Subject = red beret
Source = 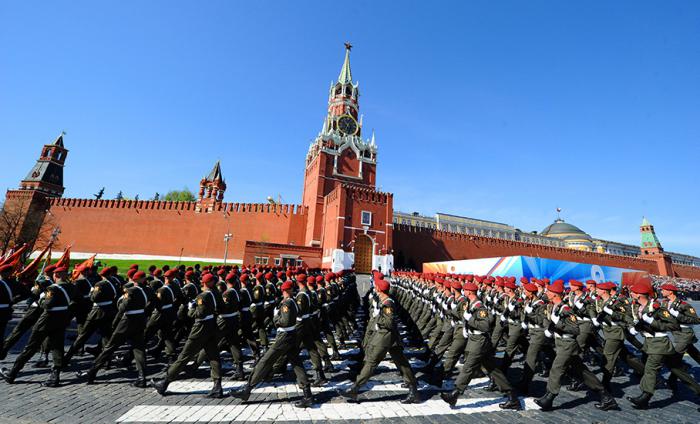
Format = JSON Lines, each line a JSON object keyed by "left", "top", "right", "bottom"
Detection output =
{"left": 375, "top": 279, "right": 390, "bottom": 293}
{"left": 296, "top": 274, "right": 307, "bottom": 283}
{"left": 523, "top": 283, "right": 538, "bottom": 293}
{"left": 54, "top": 266, "right": 68, "bottom": 274}
{"left": 264, "top": 272, "right": 272, "bottom": 280}
{"left": 569, "top": 280, "right": 584, "bottom": 288}
{"left": 520, "top": 277, "right": 529, "bottom": 284}
{"left": 240, "top": 274, "right": 249, "bottom": 283}
{"left": 586, "top": 280, "right": 597, "bottom": 286}
{"left": 255, "top": 272, "right": 264, "bottom": 281}
{"left": 216, "top": 269, "right": 225, "bottom": 276}
{"left": 185, "top": 270, "right": 195, "bottom": 278}
{"left": 315, "top": 275, "right": 323, "bottom": 283}
{"left": 547, "top": 280, "right": 565, "bottom": 294}
{"left": 133, "top": 271, "right": 146, "bottom": 280}
{"left": 504, "top": 281, "right": 517, "bottom": 290}
{"left": 541, "top": 278, "right": 550, "bottom": 285}
{"left": 597, "top": 282, "right": 615, "bottom": 291}
{"left": 631, "top": 283, "right": 652, "bottom": 295}
{"left": 281, "top": 280, "right": 294, "bottom": 291}
{"left": 462, "top": 281, "right": 478, "bottom": 291}
{"left": 44, "top": 264, "right": 57, "bottom": 274}
{"left": 164, "top": 269, "right": 177, "bottom": 278}
{"left": 225, "top": 272, "right": 236, "bottom": 281}
{"left": 126, "top": 268, "right": 137, "bottom": 279}
{"left": 451, "top": 281, "right": 462, "bottom": 289}
{"left": 534, "top": 278, "right": 546, "bottom": 287}
{"left": 659, "top": 283, "right": 678, "bottom": 292}
{"left": 129, "top": 264, "right": 138, "bottom": 270}
{"left": 99, "top": 267, "right": 112, "bottom": 277}
{"left": 201, "top": 273, "right": 216, "bottom": 285}
{"left": 324, "top": 273, "right": 334, "bottom": 282}
{"left": 277, "top": 271, "right": 285, "bottom": 279}
{"left": 154, "top": 269, "right": 163, "bottom": 277}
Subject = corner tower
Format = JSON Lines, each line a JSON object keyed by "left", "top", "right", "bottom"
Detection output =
{"left": 639, "top": 217, "right": 674, "bottom": 276}
{"left": 302, "top": 43, "right": 378, "bottom": 247}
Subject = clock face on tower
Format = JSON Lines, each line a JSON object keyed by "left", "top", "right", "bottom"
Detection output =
{"left": 337, "top": 115, "right": 358, "bottom": 135}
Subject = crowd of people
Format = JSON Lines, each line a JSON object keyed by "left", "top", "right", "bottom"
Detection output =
{"left": 652, "top": 275, "right": 700, "bottom": 299}
{"left": 0, "top": 261, "right": 699, "bottom": 413}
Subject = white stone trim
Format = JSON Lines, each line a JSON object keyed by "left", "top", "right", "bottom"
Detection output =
{"left": 30, "top": 250, "right": 242, "bottom": 264}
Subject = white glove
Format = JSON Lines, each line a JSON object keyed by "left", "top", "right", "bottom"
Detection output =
{"left": 508, "top": 302, "right": 515, "bottom": 312}
{"left": 500, "top": 315, "right": 506, "bottom": 322}
{"left": 521, "top": 322, "right": 528, "bottom": 330}
{"left": 642, "top": 313, "right": 654, "bottom": 324}
{"left": 669, "top": 308, "right": 679, "bottom": 317}
{"left": 629, "top": 327, "right": 638, "bottom": 335}
{"left": 188, "top": 301, "right": 195, "bottom": 310}
{"left": 551, "top": 313, "right": 560, "bottom": 324}
{"left": 544, "top": 329, "right": 553, "bottom": 338}
{"left": 464, "top": 312, "right": 472, "bottom": 320}
{"left": 462, "top": 327, "right": 468, "bottom": 338}
{"left": 575, "top": 301, "right": 585, "bottom": 309}
{"left": 602, "top": 306, "right": 613, "bottom": 315}
{"left": 592, "top": 318, "right": 600, "bottom": 327}
{"left": 273, "top": 307, "right": 279, "bottom": 317}
{"left": 525, "top": 306, "right": 533, "bottom": 313}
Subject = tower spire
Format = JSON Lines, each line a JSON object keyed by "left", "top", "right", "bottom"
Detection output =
{"left": 338, "top": 42, "right": 353, "bottom": 84}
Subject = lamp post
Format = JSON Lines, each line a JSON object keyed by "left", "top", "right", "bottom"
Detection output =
{"left": 223, "top": 233, "right": 233, "bottom": 265}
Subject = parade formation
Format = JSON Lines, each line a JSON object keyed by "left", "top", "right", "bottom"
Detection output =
{"left": 1, "top": 256, "right": 699, "bottom": 415}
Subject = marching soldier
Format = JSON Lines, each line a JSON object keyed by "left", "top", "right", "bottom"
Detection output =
{"left": 231, "top": 279, "right": 314, "bottom": 408}
{"left": 1, "top": 266, "right": 75, "bottom": 387}
{"left": 439, "top": 280, "right": 520, "bottom": 410}
{"left": 152, "top": 273, "right": 224, "bottom": 398}
{"left": 341, "top": 278, "right": 418, "bottom": 404}
{"left": 534, "top": 280, "right": 617, "bottom": 411}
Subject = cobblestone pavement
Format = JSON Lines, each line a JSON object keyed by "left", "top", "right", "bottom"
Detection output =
{"left": 0, "top": 277, "right": 698, "bottom": 423}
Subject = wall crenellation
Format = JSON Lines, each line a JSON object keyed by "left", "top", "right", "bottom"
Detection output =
{"left": 49, "top": 198, "right": 307, "bottom": 215}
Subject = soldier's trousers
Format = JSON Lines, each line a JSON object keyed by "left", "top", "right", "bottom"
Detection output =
{"left": 11, "top": 325, "right": 66, "bottom": 371}
{"left": 65, "top": 312, "right": 115, "bottom": 363}
{"left": 254, "top": 316, "right": 268, "bottom": 348}
{"left": 354, "top": 342, "right": 416, "bottom": 388}
{"left": 217, "top": 317, "right": 243, "bottom": 364}
{"left": 433, "top": 322, "right": 454, "bottom": 358}
{"left": 167, "top": 320, "right": 221, "bottom": 381}
{"left": 454, "top": 345, "right": 512, "bottom": 393}
{"left": 240, "top": 312, "right": 259, "bottom": 354}
{"left": 311, "top": 316, "right": 330, "bottom": 359}
{"left": 546, "top": 337, "right": 603, "bottom": 395}
{"left": 297, "top": 323, "right": 323, "bottom": 370}
{"left": 640, "top": 352, "right": 700, "bottom": 395}
{"left": 144, "top": 311, "right": 176, "bottom": 358}
{"left": 442, "top": 328, "right": 467, "bottom": 373}
{"left": 501, "top": 323, "right": 528, "bottom": 371}
{"left": 1, "top": 308, "right": 41, "bottom": 356}
{"left": 92, "top": 315, "right": 146, "bottom": 376}
{"left": 491, "top": 318, "right": 506, "bottom": 346}
{"left": 601, "top": 337, "right": 644, "bottom": 387}
{"left": 248, "top": 330, "right": 309, "bottom": 388}
{"left": 522, "top": 329, "right": 546, "bottom": 385}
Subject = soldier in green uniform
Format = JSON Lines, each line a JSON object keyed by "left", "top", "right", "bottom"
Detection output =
{"left": 63, "top": 267, "right": 118, "bottom": 367}
{"left": 661, "top": 283, "right": 700, "bottom": 373}
{"left": 499, "top": 279, "right": 528, "bottom": 374}
{"left": 439, "top": 280, "right": 520, "bottom": 410}
{"left": 626, "top": 282, "right": 700, "bottom": 409}
{"left": 516, "top": 282, "right": 549, "bottom": 394}
{"left": 592, "top": 282, "right": 645, "bottom": 391}
{"left": 77, "top": 270, "right": 151, "bottom": 387}
{"left": 1, "top": 266, "right": 75, "bottom": 387}
{"left": 293, "top": 273, "right": 328, "bottom": 386}
{"left": 231, "top": 280, "right": 313, "bottom": 408}
{"left": 341, "top": 278, "right": 418, "bottom": 404}
{"left": 534, "top": 280, "right": 618, "bottom": 411}
{"left": 152, "top": 273, "right": 224, "bottom": 398}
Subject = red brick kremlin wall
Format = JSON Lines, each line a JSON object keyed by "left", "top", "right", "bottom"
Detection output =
{"left": 45, "top": 198, "right": 308, "bottom": 261}
{"left": 392, "top": 224, "right": 683, "bottom": 276}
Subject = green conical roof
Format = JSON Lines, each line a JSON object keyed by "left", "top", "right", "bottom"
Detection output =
{"left": 338, "top": 44, "right": 353, "bottom": 84}
{"left": 640, "top": 217, "right": 662, "bottom": 249}
{"left": 641, "top": 216, "right": 651, "bottom": 227}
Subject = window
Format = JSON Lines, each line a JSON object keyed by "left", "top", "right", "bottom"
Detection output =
{"left": 296, "top": 259, "right": 303, "bottom": 267}
{"left": 274, "top": 258, "right": 281, "bottom": 266}
{"left": 254, "top": 256, "right": 269, "bottom": 265}
{"left": 361, "top": 211, "right": 372, "bottom": 226}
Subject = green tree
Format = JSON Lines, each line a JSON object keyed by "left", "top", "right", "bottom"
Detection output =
{"left": 163, "top": 188, "right": 195, "bottom": 202}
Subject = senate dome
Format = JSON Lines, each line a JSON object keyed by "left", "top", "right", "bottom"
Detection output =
{"left": 540, "top": 218, "right": 594, "bottom": 251}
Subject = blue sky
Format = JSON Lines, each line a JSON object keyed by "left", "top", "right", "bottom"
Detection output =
{"left": 2, "top": 1, "right": 699, "bottom": 256}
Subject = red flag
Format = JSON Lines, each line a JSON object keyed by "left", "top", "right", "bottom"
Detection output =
{"left": 0, "top": 244, "right": 28, "bottom": 268}
{"left": 54, "top": 246, "right": 71, "bottom": 269}
{"left": 72, "top": 254, "right": 96, "bottom": 280}
{"left": 16, "top": 244, "right": 52, "bottom": 284}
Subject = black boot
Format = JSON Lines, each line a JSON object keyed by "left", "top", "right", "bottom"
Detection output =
{"left": 426, "top": 366, "right": 445, "bottom": 388}
{"left": 41, "top": 368, "right": 61, "bottom": 388}
{"left": 230, "top": 383, "right": 252, "bottom": 402}
{"left": 0, "top": 348, "right": 7, "bottom": 360}
{"left": 131, "top": 373, "right": 148, "bottom": 388}
{"left": 76, "top": 369, "right": 97, "bottom": 385}
{"left": 595, "top": 390, "right": 619, "bottom": 411}
{"left": 0, "top": 366, "right": 18, "bottom": 384}
{"left": 340, "top": 384, "right": 359, "bottom": 403}
{"left": 440, "top": 389, "right": 461, "bottom": 408}
{"left": 566, "top": 379, "right": 585, "bottom": 392}
{"left": 331, "top": 350, "right": 342, "bottom": 361}
{"left": 401, "top": 384, "right": 419, "bottom": 404}
{"left": 231, "top": 362, "right": 245, "bottom": 381}
{"left": 294, "top": 386, "right": 313, "bottom": 408}
{"left": 627, "top": 391, "right": 652, "bottom": 409}
{"left": 499, "top": 391, "right": 521, "bottom": 410}
{"left": 151, "top": 378, "right": 170, "bottom": 396}
{"left": 85, "top": 345, "right": 102, "bottom": 357}
{"left": 206, "top": 378, "right": 225, "bottom": 398}
{"left": 33, "top": 357, "right": 49, "bottom": 368}
{"left": 312, "top": 369, "right": 327, "bottom": 387}
{"left": 485, "top": 377, "right": 498, "bottom": 392}
{"left": 534, "top": 391, "right": 557, "bottom": 411}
